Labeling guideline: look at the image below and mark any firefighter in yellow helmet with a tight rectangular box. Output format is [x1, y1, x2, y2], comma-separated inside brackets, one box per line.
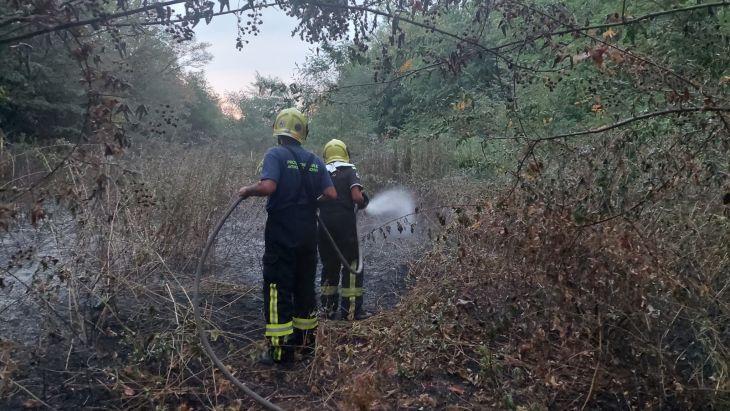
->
[238, 108, 336, 364]
[318, 139, 370, 320]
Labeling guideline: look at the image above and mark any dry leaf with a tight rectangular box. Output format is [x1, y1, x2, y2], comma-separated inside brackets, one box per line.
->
[399, 59, 413, 73]
[572, 51, 590, 64]
[448, 384, 465, 395]
[602, 28, 617, 40]
[30, 201, 45, 227]
[418, 393, 437, 407]
[0, 204, 16, 231]
[22, 399, 43, 409]
[456, 298, 474, 308]
[547, 374, 559, 387]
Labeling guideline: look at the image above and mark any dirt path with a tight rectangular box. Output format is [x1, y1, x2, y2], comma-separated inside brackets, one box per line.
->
[214, 200, 427, 312]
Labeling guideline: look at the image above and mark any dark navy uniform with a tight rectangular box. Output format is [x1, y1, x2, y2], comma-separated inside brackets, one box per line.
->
[318, 165, 364, 319]
[260, 143, 332, 362]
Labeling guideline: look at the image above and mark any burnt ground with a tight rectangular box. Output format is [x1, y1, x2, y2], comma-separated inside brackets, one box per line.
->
[195, 198, 428, 344]
[215, 200, 425, 313]
[0, 198, 436, 410]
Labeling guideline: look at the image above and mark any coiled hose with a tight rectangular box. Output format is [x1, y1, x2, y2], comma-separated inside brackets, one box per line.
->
[193, 198, 363, 410]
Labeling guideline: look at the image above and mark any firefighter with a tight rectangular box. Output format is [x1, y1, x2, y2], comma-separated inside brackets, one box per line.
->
[238, 108, 336, 364]
[318, 139, 370, 321]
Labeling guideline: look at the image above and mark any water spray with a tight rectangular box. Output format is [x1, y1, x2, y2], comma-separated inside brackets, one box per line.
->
[365, 188, 415, 218]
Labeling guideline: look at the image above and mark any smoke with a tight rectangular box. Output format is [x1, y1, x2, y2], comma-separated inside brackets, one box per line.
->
[365, 188, 415, 219]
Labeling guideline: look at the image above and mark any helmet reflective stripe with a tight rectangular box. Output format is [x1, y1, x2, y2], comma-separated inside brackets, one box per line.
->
[323, 138, 350, 164]
[272, 108, 308, 143]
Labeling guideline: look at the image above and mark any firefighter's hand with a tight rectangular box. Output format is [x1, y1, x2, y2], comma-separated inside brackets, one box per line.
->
[238, 186, 251, 199]
[358, 192, 370, 210]
[237, 180, 276, 199]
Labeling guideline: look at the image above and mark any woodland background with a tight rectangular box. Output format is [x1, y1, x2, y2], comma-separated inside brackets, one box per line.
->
[1, 0, 729, 409]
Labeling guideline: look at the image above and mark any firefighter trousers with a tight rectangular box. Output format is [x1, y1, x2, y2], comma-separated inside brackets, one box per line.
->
[318, 212, 363, 320]
[262, 213, 318, 362]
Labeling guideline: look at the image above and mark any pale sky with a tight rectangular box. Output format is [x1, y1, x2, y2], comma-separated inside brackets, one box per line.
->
[191, 5, 312, 96]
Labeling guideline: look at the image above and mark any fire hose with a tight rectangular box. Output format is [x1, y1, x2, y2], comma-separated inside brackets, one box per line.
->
[193, 197, 364, 410]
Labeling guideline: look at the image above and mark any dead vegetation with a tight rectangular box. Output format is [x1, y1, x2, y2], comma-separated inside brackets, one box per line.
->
[296, 187, 729, 410]
[0, 137, 456, 410]
[2, 128, 728, 410]
[0, 140, 268, 409]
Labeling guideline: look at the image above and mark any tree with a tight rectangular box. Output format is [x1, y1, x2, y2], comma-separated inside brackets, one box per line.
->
[224, 73, 298, 148]
[183, 71, 225, 136]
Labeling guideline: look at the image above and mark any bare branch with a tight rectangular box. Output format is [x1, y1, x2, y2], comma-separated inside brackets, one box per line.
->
[0, 0, 188, 46]
[558, 0, 730, 34]
[112, 2, 279, 28]
[334, 60, 446, 90]
[494, 0, 730, 53]
[302, 1, 514, 67]
[538, 107, 730, 141]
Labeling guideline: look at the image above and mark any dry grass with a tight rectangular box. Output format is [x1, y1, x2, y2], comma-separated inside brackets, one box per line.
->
[300, 185, 730, 410]
[3, 132, 728, 410]
[120, 141, 258, 267]
[354, 135, 455, 189]
[1, 140, 267, 409]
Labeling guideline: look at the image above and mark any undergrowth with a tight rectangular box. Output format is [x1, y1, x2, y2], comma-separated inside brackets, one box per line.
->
[2, 134, 728, 410]
[305, 189, 729, 410]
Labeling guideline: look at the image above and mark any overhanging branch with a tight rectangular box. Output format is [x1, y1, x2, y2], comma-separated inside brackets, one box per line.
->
[493, 0, 730, 52]
[0, 0, 187, 46]
[112, 2, 279, 28]
[538, 107, 730, 141]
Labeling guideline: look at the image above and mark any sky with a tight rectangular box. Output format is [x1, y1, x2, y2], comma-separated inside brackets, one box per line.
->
[190, 5, 313, 96]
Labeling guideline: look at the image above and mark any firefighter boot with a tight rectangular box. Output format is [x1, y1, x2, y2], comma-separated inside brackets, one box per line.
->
[260, 335, 295, 365]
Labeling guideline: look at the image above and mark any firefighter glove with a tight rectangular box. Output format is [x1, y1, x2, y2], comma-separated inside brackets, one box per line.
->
[358, 192, 370, 210]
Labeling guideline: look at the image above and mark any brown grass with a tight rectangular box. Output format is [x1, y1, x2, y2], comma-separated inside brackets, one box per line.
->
[303, 186, 730, 409]
[3, 133, 728, 410]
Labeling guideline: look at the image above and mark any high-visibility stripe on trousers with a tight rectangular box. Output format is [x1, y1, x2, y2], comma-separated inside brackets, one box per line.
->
[265, 283, 293, 361]
[318, 212, 364, 319]
[293, 316, 318, 330]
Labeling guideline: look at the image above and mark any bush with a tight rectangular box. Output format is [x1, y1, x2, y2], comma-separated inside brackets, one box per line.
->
[309, 185, 729, 409]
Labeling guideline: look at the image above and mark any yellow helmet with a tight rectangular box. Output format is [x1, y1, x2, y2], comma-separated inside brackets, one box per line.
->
[272, 108, 308, 143]
[323, 139, 350, 164]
